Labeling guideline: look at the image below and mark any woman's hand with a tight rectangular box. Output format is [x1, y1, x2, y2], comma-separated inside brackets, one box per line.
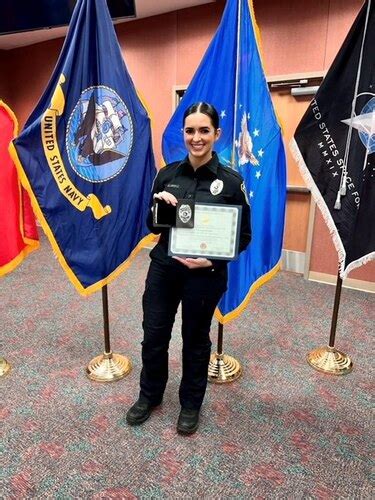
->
[153, 191, 178, 206]
[173, 256, 213, 269]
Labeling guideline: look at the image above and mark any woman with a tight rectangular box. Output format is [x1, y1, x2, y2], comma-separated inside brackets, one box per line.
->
[126, 102, 251, 434]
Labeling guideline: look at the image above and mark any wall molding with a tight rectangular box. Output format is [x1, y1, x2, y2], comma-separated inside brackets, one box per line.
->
[282, 249, 305, 274]
[308, 271, 375, 294]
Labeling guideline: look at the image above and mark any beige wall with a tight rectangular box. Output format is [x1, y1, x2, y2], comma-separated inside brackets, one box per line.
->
[1, 0, 373, 282]
[255, 0, 363, 73]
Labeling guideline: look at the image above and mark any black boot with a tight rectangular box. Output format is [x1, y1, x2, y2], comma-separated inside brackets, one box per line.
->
[126, 399, 158, 425]
[177, 408, 200, 435]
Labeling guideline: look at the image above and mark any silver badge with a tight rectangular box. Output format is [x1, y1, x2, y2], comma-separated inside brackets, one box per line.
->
[178, 204, 192, 224]
[210, 179, 224, 195]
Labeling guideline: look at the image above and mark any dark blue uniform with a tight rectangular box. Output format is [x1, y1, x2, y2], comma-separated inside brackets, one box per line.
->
[139, 153, 251, 410]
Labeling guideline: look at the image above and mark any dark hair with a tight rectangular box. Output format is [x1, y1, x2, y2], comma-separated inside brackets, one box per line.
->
[183, 102, 220, 130]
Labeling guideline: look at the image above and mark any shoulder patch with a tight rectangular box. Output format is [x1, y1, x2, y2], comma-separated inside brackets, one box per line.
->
[241, 181, 250, 205]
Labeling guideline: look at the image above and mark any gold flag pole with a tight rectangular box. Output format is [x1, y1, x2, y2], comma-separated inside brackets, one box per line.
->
[307, 272, 353, 374]
[0, 357, 11, 377]
[86, 285, 132, 382]
[208, 321, 242, 383]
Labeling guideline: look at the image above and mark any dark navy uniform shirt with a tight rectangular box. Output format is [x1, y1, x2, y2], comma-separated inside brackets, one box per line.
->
[147, 152, 251, 270]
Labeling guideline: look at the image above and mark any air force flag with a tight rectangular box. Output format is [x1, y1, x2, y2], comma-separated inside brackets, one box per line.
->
[163, 0, 286, 323]
[10, 0, 156, 295]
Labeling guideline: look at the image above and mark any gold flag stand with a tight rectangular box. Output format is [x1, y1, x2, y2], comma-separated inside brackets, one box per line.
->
[208, 322, 242, 383]
[0, 357, 11, 377]
[307, 272, 353, 375]
[86, 285, 132, 382]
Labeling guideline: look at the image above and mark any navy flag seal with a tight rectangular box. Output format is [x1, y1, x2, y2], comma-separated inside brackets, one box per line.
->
[66, 86, 134, 183]
[42, 75, 112, 219]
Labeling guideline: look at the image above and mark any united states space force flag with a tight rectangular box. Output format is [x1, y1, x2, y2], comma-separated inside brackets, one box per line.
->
[10, 0, 156, 295]
[163, 0, 286, 323]
[291, 0, 375, 278]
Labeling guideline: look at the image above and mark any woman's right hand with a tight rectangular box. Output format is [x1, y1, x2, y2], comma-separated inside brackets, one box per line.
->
[153, 191, 178, 206]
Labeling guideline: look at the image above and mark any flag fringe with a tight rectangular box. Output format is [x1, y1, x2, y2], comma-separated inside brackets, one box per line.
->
[344, 251, 375, 277]
[0, 99, 19, 136]
[136, 90, 156, 130]
[289, 138, 375, 279]
[8, 142, 155, 296]
[214, 260, 281, 324]
[289, 137, 346, 275]
[248, 0, 262, 62]
[247, 2, 284, 136]
[0, 243, 40, 277]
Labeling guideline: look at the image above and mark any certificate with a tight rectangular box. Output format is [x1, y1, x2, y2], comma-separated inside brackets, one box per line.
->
[169, 203, 242, 260]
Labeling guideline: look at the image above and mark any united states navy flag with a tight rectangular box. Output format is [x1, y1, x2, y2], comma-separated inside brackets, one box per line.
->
[291, 0, 375, 278]
[162, 0, 286, 323]
[10, 0, 156, 295]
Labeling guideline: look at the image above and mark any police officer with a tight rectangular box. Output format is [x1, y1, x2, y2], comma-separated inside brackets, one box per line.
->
[126, 102, 251, 434]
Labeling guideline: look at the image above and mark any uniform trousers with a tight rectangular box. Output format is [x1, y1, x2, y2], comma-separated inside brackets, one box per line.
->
[139, 259, 227, 410]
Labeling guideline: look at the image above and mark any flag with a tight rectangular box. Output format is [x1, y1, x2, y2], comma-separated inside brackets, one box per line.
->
[10, 0, 156, 295]
[291, 0, 375, 278]
[162, 0, 286, 323]
[0, 100, 39, 277]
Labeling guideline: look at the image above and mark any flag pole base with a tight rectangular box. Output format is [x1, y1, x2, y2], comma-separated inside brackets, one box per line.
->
[86, 351, 132, 382]
[0, 357, 11, 377]
[208, 352, 242, 383]
[307, 346, 353, 375]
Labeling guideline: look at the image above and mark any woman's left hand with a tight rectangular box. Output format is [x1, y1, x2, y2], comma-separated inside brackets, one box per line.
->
[173, 256, 213, 269]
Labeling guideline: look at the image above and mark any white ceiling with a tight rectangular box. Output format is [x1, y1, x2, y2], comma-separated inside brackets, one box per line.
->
[0, 0, 216, 50]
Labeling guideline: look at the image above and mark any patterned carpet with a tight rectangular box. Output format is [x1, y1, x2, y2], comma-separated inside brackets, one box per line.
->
[1, 234, 374, 498]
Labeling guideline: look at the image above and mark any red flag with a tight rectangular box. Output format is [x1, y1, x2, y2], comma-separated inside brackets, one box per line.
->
[0, 100, 39, 276]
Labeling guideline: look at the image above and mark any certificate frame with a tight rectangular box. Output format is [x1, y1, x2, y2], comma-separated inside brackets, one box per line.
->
[168, 203, 242, 260]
